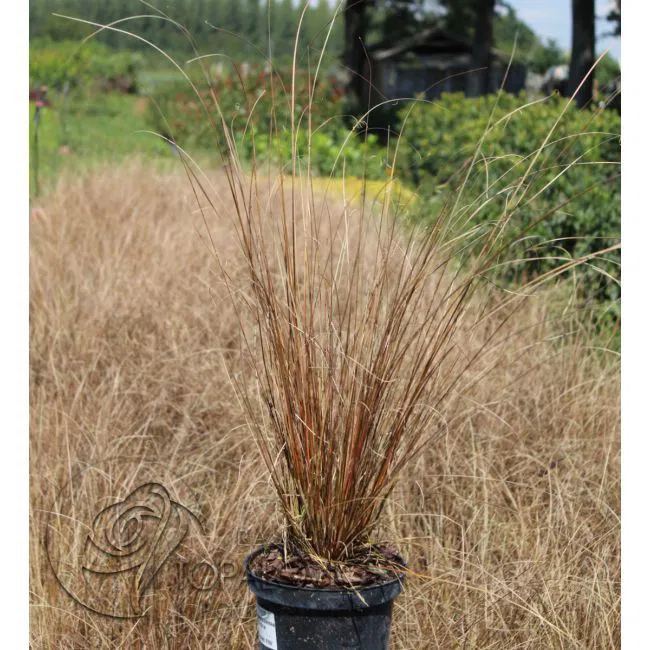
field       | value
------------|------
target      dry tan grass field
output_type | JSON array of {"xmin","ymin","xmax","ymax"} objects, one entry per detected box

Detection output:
[{"xmin": 30, "ymin": 161, "xmax": 620, "ymax": 648}]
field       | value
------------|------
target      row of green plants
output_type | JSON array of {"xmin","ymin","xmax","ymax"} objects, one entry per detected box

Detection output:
[
  {"xmin": 146, "ymin": 65, "xmax": 345, "ymax": 131},
  {"xmin": 29, "ymin": 38, "xmax": 144, "ymax": 90}
]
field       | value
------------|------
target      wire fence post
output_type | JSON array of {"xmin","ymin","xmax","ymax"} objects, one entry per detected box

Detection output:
[
  {"xmin": 31, "ymin": 85, "xmax": 49, "ymax": 197},
  {"xmin": 32, "ymin": 102, "xmax": 41, "ymax": 198},
  {"xmin": 60, "ymin": 80, "xmax": 70, "ymax": 148}
]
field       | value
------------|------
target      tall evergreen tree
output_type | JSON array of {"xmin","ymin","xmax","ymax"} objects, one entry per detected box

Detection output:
[
  {"xmin": 204, "ymin": 0, "xmax": 227, "ymax": 53},
  {"xmin": 245, "ymin": 0, "xmax": 261, "ymax": 46},
  {"xmin": 303, "ymin": 0, "xmax": 332, "ymax": 53},
  {"xmin": 279, "ymin": 0, "xmax": 298, "ymax": 55},
  {"xmin": 229, "ymin": 0, "xmax": 243, "ymax": 36}
]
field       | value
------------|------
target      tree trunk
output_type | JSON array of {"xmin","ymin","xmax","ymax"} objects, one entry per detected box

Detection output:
[
  {"xmin": 343, "ymin": 0, "xmax": 368, "ymax": 103},
  {"xmin": 467, "ymin": 0, "xmax": 496, "ymax": 97},
  {"xmin": 568, "ymin": 0, "xmax": 595, "ymax": 107}
]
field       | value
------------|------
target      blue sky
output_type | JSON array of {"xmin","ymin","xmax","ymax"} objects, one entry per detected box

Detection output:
[{"xmin": 506, "ymin": 0, "xmax": 620, "ymax": 61}]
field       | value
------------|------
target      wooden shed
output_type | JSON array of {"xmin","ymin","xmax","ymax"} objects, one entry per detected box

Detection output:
[{"xmin": 361, "ymin": 28, "xmax": 527, "ymax": 108}]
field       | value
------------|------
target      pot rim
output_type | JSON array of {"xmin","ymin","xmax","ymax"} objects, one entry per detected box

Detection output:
[{"xmin": 244, "ymin": 543, "xmax": 407, "ymax": 594}]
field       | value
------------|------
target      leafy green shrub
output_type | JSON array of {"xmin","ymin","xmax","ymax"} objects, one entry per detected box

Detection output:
[
  {"xmin": 30, "ymin": 39, "xmax": 98, "ymax": 88},
  {"xmin": 395, "ymin": 92, "xmax": 620, "ymax": 305},
  {"xmin": 241, "ymin": 127, "xmax": 387, "ymax": 179},
  {"xmin": 29, "ymin": 39, "xmax": 143, "ymax": 90},
  {"xmin": 146, "ymin": 65, "xmax": 343, "ymax": 136}
]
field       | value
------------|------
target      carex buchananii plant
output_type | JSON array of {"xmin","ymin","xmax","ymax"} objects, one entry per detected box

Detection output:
[{"xmin": 62, "ymin": 4, "xmax": 620, "ymax": 568}]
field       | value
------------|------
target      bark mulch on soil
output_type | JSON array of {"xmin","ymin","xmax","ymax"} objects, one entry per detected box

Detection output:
[{"xmin": 248, "ymin": 544, "xmax": 405, "ymax": 589}]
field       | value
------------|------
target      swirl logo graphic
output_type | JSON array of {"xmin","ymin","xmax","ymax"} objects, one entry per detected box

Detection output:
[{"xmin": 47, "ymin": 481, "xmax": 203, "ymax": 618}]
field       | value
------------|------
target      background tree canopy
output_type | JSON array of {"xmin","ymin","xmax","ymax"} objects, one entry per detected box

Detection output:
[
  {"xmin": 29, "ymin": 0, "xmax": 606, "ymax": 78},
  {"xmin": 28, "ymin": 0, "xmax": 344, "ymax": 63},
  {"xmin": 353, "ymin": 0, "xmax": 574, "ymax": 74}
]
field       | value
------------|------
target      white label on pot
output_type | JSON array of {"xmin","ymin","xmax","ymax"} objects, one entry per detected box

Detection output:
[{"xmin": 257, "ymin": 605, "xmax": 278, "ymax": 650}]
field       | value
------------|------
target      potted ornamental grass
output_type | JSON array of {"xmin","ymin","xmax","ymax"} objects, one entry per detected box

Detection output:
[
  {"xmin": 217, "ymin": 74, "xmax": 617, "ymax": 650},
  {"xmin": 61, "ymin": 9, "xmax": 619, "ymax": 649},
  {"xmin": 228, "ymin": 118, "xmax": 618, "ymax": 650}
]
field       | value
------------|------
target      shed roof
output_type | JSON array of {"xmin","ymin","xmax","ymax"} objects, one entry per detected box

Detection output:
[{"xmin": 370, "ymin": 27, "xmax": 515, "ymax": 63}]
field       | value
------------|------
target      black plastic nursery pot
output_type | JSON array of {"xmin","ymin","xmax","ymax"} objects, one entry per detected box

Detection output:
[{"xmin": 245, "ymin": 546, "xmax": 405, "ymax": 650}]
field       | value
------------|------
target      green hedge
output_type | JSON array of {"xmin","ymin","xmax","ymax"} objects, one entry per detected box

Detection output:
[{"xmin": 395, "ymin": 92, "xmax": 621, "ymax": 306}]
